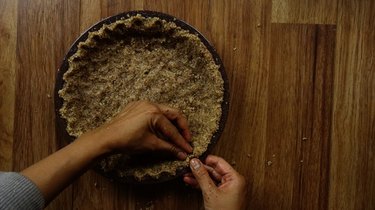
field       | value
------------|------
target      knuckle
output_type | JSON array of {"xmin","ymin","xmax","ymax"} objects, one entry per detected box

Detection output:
[
  {"xmin": 195, "ymin": 167, "xmax": 208, "ymax": 177},
  {"xmin": 169, "ymin": 145, "xmax": 179, "ymax": 154},
  {"xmin": 150, "ymin": 114, "xmax": 161, "ymax": 127},
  {"xmin": 152, "ymin": 112, "xmax": 163, "ymax": 120},
  {"xmin": 169, "ymin": 129, "xmax": 179, "ymax": 139},
  {"xmin": 151, "ymin": 113, "xmax": 164, "ymax": 125}
]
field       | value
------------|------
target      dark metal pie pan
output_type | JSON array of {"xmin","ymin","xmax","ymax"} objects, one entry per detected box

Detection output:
[{"xmin": 54, "ymin": 10, "xmax": 229, "ymax": 184}]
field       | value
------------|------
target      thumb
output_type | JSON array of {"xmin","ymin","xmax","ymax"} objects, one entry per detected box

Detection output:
[{"xmin": 190, "ymin": 158, "xmax": 217, "ymax": 192}]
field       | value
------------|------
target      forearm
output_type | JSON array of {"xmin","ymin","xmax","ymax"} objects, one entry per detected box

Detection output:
[
  {"xmin": 21, "ymin": 135, "xmax": 109, "ymax": 205},
  {"xmin": 17, "ymin": 101, "xmax": 192, "ymax": 207}
]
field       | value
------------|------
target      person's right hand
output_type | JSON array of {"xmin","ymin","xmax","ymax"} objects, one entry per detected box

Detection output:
[{"xmin": 183, "ymin": 155, "xmax": 247, "ymax": 210}]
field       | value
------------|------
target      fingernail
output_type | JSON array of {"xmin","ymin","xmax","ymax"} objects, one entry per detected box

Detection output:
[
  {"xmin": 190, "ymin": 159, "xmax": 201, "ymax": 170},
  {"xmin": 177, "ymin": 152, "xmax": 187, "ymax": 160}
]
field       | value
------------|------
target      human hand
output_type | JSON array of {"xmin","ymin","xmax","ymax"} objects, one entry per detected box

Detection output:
[
  {"xmin": 183, "ymin": 155, "xmax": 247, "ymax": 210},
  {"xmin": 81, "ymin": 100, "xmax": 193, "ymax": 160}
]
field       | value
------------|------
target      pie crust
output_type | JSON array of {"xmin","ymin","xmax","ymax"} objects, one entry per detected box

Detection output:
[{"xmin": 59, "ymin": 14, "xmax": 224, "ymax": 181}]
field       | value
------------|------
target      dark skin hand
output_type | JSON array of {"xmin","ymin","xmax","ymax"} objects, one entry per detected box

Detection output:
[
  {"xmin": 86, "ymin": 101, "xmax": 193, "ymax": 158},
  {"xmin": 21, "ymin": 101, "xmax": 192, "ymax": 205},
  {"xmin": 184, "ymin": 156, "xmax": 247, "ymax": 210}
]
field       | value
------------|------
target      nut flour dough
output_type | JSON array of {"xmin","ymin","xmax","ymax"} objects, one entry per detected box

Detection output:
[{"xmin": 59, "ymin": 14, "xmax": 224, "ymax": 181}]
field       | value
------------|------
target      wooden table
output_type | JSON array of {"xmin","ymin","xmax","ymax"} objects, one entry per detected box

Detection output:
[{"xmin": 0, "ymin": 0, "xmax": 374, "ymax": 209}]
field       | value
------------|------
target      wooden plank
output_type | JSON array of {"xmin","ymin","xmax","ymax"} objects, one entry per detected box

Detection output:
[
  {"xmin": 300, "ymin": 26, "xmax": 335, "ymax": 210},
  {"xmin": 0, "ymin": 0, "xmax": 17, "ymax": 171},
  {"xmin": 271, "ymin": 0, "xmax": 338, "ymax": 24},
  {"xmin": 102, "ymin": 0, "xmax": 144, "ymax": 17},
  {"xmin": 329, "ymin": 1, "xmax": 375, "ymax": 210},
  {"xmin": 263, "ymin": 24, "xmax": 335, "ymax": 210},
  {"xmin": 79, "ymin": 0, "xmax": 102, "ymax": 33},
  {"xmin": 13, "ymin": 0, "xmax": 80, "ymax": 209}
]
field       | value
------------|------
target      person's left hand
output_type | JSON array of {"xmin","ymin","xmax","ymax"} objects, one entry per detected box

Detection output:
[
  {"xmin": 81, "ymin": 100, "xmax": 193, "ymax": 160},
  {"xmin": 183, "ymin": 155, "xmax": 247, "ymax": 210}
]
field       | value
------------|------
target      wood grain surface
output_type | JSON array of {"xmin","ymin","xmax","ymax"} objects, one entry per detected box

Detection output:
[
  {"xmin": 0, "ymin": 0, "xmax": 374, "ymax": 210},
  {"xmin": 0, "ymin": 0, "xmax": 17, "ymax": 171},
  {"xmin": 271, "ymin": 0, "xmax": 338, "ymax": 24},
  {"xmin": 329, "ymin": 1, "xmax": 375, "ymax": 209}
]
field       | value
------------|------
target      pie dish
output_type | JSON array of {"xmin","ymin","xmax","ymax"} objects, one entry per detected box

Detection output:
[{"xmin": 55, "ymin": 11, "xmax": 229, "ymax": 183}]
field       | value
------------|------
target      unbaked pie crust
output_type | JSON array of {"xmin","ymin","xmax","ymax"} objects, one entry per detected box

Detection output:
[{"xmin": 59, "ymin": 14, "xmax": 224, "ymax": 181}]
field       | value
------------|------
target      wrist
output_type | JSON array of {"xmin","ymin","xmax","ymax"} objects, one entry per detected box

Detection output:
[{"xmin": 75, "ymin": 132, "xmax": 112, "ymax": 158}]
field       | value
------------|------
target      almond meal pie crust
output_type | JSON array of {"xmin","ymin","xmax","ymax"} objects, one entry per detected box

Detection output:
[{"xmin": 58, "ymin": 14, "xmax": 224, "ymax": 181}]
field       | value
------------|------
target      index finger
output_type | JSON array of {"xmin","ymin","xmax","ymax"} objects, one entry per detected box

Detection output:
[
  {"xmin": 205, "ymin": 155, "xmax": 235, "ymax": 176},
  {"xmin": 157, "ymin": 104, "xmax": 192, "ymax": 141},
  {"xmin": 153, "ymin": 114, "xmax": 193, "ymax": 153}
]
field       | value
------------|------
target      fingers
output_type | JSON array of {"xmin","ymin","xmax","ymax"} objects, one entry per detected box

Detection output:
[
  {"xmin": 154, "ymin": 136, "xmax": 188, "ymax": 160},
  {"xmin": 153, "ymin": 114, "xmax": 193, "ymax": 153},
  {"xmin": 204, "ymin": 165, "xmax": 223, "ymax": 181},
  {"xmin": 183, "ymin": 164, "xmax": 222, "ymax": 188},
  {"xmin": 157, "ymin": 104, "xmax": 191, "ymax": 141},
  {"xmin": 189, "ymin": 158, "xmax": 217, "ymax": 193},
  {"xmin": 205, "ymin": 155, "xmax": 235, "ymax": 176},
  {"xmin": 205, "ymin": 155, "xmax": 247, "ymax": 190},
  {"xmin": 183, "ymin": 175, "xmax": 199, "ymax": 188}
]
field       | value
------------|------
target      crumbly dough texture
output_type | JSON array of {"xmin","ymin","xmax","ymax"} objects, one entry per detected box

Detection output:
[{"xmin": 59, "ymin": 14, "xmax": 224, "ymax": 181}]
